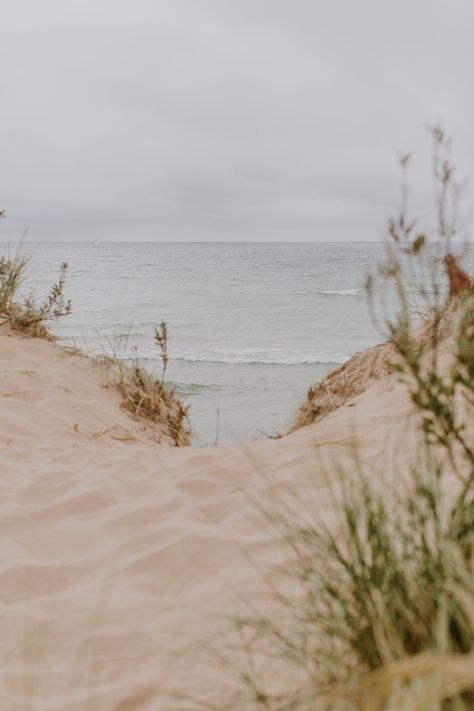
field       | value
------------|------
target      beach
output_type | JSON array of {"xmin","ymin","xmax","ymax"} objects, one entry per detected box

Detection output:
[
  {"xmin": 2, "ymin": 1, "xmax": 473, "ymax": 705},
  {"xmin": 0, "ymin": 319, "xmax": 418, "ymax": 708}
]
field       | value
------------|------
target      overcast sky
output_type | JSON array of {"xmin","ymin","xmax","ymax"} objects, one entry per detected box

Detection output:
[{"xmin": 1, "ymin": 0, "xmax": 473, "ymax": 242}]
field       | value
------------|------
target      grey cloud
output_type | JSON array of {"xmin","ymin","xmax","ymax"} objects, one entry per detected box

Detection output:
[{"xmin": 1, "ymin": 0, "xmax": 473, "ymax": 241}]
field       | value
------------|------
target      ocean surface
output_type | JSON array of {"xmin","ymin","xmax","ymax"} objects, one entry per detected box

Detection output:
[{"xmin": 0, "ymin": 241, "xmax": 452, "ymax": 443}]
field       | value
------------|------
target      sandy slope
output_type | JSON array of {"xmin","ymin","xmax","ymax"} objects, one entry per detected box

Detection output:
[{"xmin": 0, "ymin": 325, "xmax": 419, "ymax": 709}]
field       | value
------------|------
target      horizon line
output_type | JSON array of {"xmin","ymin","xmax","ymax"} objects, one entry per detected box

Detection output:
[
  {"xmin": 0, "ymin": 238, "xmax": 466, "ymax": 246},
  {"xmin": 0, "ymin": 239, "xmax": 385, "ymax": 245}
]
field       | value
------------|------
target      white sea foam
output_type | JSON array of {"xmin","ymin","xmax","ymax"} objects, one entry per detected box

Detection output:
[
  {"xmin": 101, "ymin": 346, "xmax": 349, "ymax": 366},
  {"xmin": 294, "ymin": 288, "xmax": 359, "ymax": 296},
  {"xmin": 167, "ymin": 349, "xmax": 350, "ymax": 366}
]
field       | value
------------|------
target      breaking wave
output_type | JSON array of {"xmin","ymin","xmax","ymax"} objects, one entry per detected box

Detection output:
[
  {"xmin": 168, "ymin": 348, "xmax": 350, "ymax": 366},
  {"xmin": 74, "ymin": 344, "xmax": 351, "ymax": 367},
  {"xmin": 293, "ymin": 288, "xmax": 359, "ymax": 296}
]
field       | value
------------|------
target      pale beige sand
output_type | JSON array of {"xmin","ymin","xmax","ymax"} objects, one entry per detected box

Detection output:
[{"xmin": 0, "ymin": 325, "xmax": 420, "ymax": 709}]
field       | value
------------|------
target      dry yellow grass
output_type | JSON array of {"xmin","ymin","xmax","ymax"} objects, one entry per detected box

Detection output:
[
  {"xmin": 0, "ymin": 254, "xmax": 70, "ymax": 340},
  {"xmin": 5, "ymin": 302, "xmax": 56, "ymax": 340},
  {"xmin": 290, "ymin": 295, "xmax": 471, "ymax": 433},
  {"xmin": 290, "ymin": 341, "xmax": 396, "ymax": 431},
  {"xmin": 114, "ymin": 360, "xmax": 191, "ymax": 447}
]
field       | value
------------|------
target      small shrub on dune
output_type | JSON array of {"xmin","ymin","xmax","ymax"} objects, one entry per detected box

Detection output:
[
  {"xmin": 116, "ymin": 361, "xmax": 190, "ymax": 446},
  {"xmin": 0, "ymin": 234, "xmax": 71, "ymax": 339},
  {"xmin": 114, "ymin": 321, "xmax": 190, "ymax": 446},
  {"xmin": 0, "ymin": 251, "xmax": 27, "ymax": 315},
  {"xmin": 8, "ymin": 261, "xmax": 71, "ymax": 339}
]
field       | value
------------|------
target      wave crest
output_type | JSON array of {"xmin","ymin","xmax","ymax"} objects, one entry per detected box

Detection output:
[
  {"xmin": 293, "ymin": 288, "xmax": 359, "ymax": 296},
  {"xmin": 169, "ymin": 349, "xmax": 349, "ymax": 366}
]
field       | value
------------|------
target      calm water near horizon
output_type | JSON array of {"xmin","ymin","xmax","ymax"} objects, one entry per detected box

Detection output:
[{"xmin": 1, "ymin": 241, "xmax": 459, "ymax": 444}]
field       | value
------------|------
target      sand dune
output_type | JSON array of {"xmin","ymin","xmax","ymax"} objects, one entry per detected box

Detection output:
[{"xmin": 0, "ymin": 324, "xmax": 419, "ymax": 709}]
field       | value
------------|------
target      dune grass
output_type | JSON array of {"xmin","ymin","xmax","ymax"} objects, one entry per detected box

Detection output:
[
  {"xmin": 213, "ymin": 128, "xmax": 474, "ymax": 710},
  {"xmin": 214, "ymin": 451, "xmax": 473, "ymax": 710},
  {"xmin": 114, "ymin": 347, "xmax": 191, "ymax": 447},
  {"xmin": 0, "ymin": 247, "xmax": 71, "ymax": 339},
  {"xmin": 95, "ymin": 319, "xmax": 190, "ymax": 446}
]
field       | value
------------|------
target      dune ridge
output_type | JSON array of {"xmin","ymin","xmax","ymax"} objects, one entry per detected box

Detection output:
[{"xmin": 0, "ymin": 323, "xmax": 421, "ymax": 709}]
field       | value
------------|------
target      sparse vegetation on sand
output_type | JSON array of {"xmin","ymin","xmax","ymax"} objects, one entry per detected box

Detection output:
[
  {"xmin": 92, "ymin": 319, "xmax": 190, "ymax": 445},
  {"xmin": 214, "ymin": 128, "xmax": 473, "ymax": 710},
  {"xmin": 95, "ymin": 319, "xmax": 191, "ymax": 446},
  {"xmin": 0, "ymin": 222, "xmax": 190, "ymax": 445},
  {"xmin": 111, "ymin": 325, "xmax": 190, "ymax": 447},
  {"xmin": 0, "ymin": 237, "xmax": 71, "ymax": 339},
  {"xmin": 290, "ymin": 341, "xmax": 396, "ymax": 430}
]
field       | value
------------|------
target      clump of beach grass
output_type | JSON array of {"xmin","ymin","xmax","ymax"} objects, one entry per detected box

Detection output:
[
  {"xmin": 211, "ymin": 128, "xmax": 474, "ymax": 710},
  {"xmin": 213, "ymin": 454, "xmax": 473, "ymax": 710},
  {"xmin": 290, "ymin": 341, "xmax": 396, "ymax": 430},
  {"xmin": 108, "ymin": 321, "xmax": 190, "ymax": 446},
  {"xmin": 0, "ymin": 251, "xmax": 27, "ymax": 315},
  {"xmin": 0, "ymin": 239, "xmax": 71, "ymax": 339}
]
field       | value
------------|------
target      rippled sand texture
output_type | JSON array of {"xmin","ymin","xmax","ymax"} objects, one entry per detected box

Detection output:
[{"xmin": 0, "ymin": 324, "xmax": 417, "ymax": 709}]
